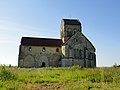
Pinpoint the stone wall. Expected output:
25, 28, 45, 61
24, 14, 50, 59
18, 46, 62, 67
61, 31, 96, 67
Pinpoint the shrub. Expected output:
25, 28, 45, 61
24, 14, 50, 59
70, 65, 82, 70
0, 66, 17, 81
86, 72, 102, 83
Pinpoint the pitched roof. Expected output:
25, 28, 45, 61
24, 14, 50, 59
62, 19, 81, 25
21, 37, 63, 46
81, 33, 96, 52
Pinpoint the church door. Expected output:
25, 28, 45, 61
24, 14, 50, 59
41, 62, 45, 67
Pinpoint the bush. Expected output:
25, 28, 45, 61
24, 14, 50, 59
85, 72, 102, 83
70, 65, 82, 70
0, 66, 17, 81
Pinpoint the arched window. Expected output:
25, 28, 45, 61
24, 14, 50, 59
76, 39, 78, 42
41, 62, 45, 67
67, 28, 72, 37
79, 49, 82, 58
74, 49, 76, 57
42, 47, 46, 52
56, 48, 59, 52
74, 31, 76, 34
88, 53, 91, 59
67, 31, 70, 37
29, 47, 32, 52
77, 49, 79, 57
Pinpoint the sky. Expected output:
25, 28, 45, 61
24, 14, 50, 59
0, 0, 120, 67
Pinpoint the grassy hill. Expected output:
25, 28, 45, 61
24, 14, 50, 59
0, 66, 120, 90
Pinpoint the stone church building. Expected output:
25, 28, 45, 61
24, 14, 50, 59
18, 19, 96, 68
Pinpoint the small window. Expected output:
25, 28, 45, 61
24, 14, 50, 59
76, 39, 78, 42
74, 31, 76, 34
42, 47, 46, 52
29, 47, 32, 52
59, 59, 61, 61
56, 48, 59, 52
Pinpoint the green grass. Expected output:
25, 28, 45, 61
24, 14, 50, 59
0, 65, 120, 90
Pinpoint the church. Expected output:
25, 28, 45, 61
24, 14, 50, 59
18, 19, 96, 68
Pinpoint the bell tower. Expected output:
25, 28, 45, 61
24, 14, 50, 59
60, 19, 82, 43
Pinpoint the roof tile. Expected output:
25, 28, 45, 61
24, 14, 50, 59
21, 37, 63, 46
63, 19, 81, 25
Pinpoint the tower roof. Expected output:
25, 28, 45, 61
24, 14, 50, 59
62, 19, 81, 25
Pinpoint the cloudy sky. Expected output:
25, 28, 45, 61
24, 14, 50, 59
0, 0, 120, 67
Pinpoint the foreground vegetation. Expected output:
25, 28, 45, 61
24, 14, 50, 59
0, 66, 120, 90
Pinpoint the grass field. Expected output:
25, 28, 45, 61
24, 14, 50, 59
0, 65, 120, 90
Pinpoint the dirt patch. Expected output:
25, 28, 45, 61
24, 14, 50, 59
25, 83, 64, 90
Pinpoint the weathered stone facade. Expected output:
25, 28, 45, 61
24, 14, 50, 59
18, 19, 96, 68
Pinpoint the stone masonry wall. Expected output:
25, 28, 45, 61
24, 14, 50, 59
18, 46, 62, 67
